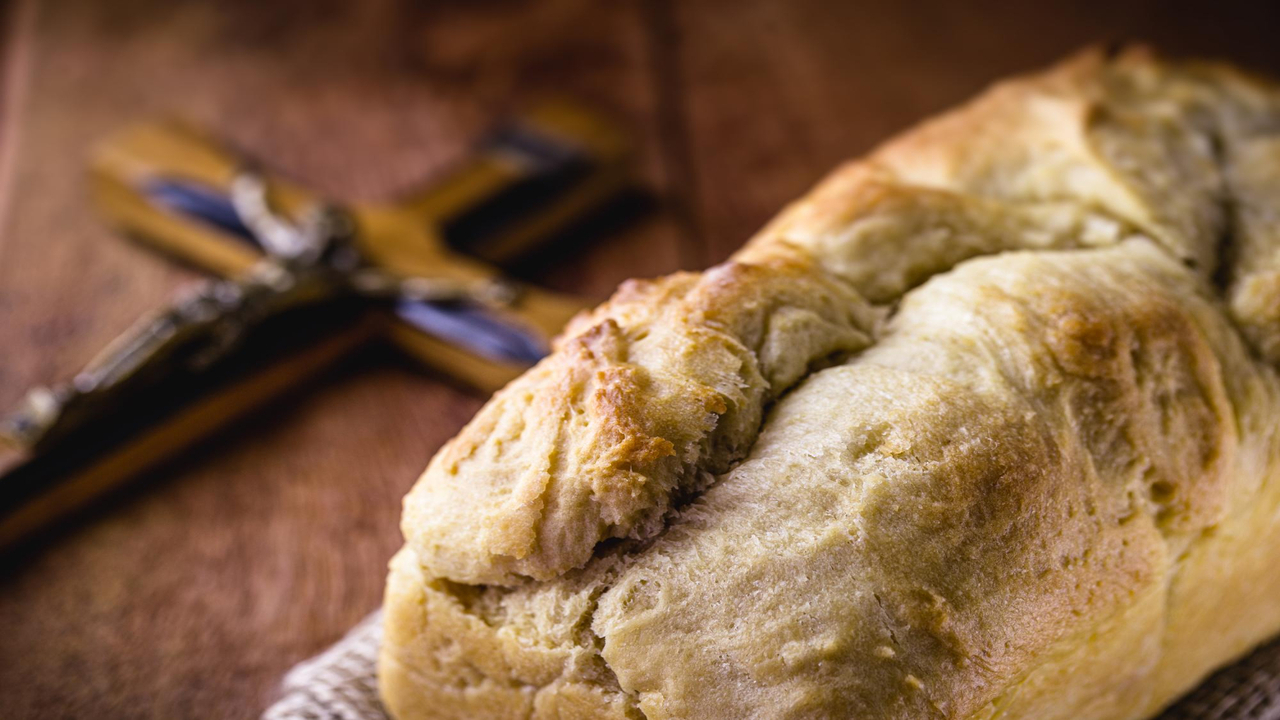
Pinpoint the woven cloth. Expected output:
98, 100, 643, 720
262, 612, 388, 720
261, 613, 1280, 720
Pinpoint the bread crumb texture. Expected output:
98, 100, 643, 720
381, 47, 1280, 720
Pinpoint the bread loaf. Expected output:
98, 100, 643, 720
379, 47, 1280, 719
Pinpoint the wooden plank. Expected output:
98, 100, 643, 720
665, 0, 1280, 261
0, 0, 685, 717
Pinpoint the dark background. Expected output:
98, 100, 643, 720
1, 0, 1278, 717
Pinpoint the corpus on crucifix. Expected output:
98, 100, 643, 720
0, 102, 633, 548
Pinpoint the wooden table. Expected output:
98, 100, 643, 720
2, 1, 1279, 717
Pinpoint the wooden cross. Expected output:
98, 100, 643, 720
0, 102, 631, 548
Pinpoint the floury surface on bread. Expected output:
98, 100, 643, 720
380, 47, 1280, 719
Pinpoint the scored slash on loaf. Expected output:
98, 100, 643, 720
380, 47, 1280, 720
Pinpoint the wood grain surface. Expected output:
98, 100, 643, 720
2, 1, 1280, 718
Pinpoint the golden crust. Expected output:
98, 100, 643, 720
381, 47, 1280, 719
402, 252, 876, 586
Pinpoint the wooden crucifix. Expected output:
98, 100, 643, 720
0, 102, 632, 548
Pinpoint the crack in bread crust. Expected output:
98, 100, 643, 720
381, 46, 1280, 720
402, 252, 878, 586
